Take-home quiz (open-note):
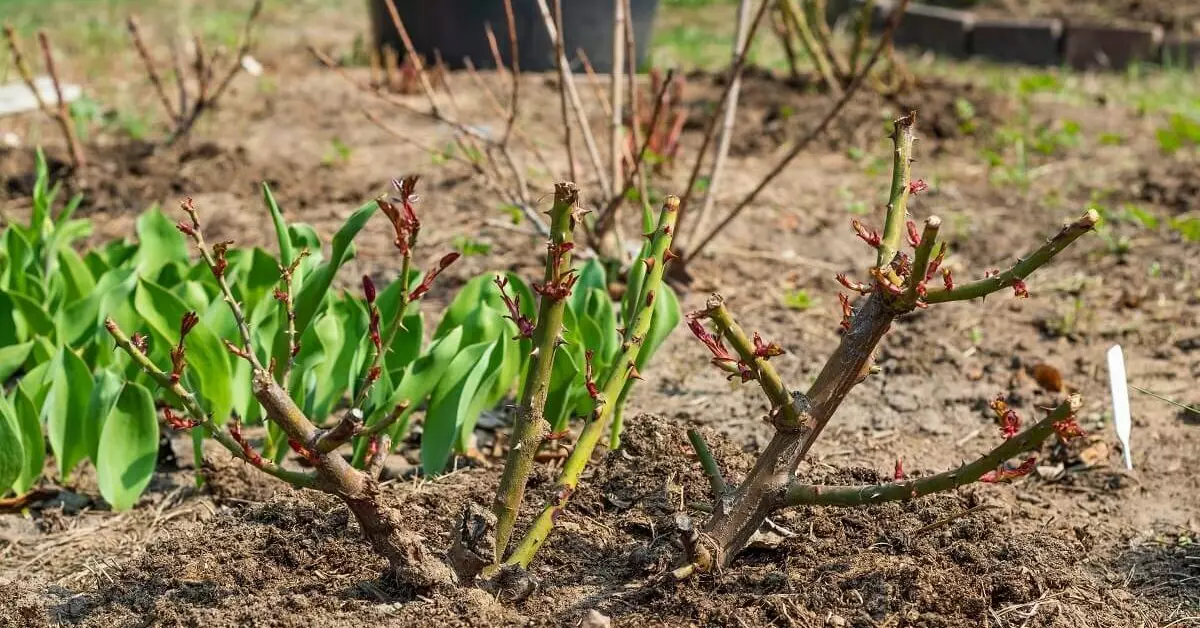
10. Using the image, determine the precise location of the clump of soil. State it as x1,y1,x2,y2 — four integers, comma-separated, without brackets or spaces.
685,68,1009,159
0,140,384,220
0,417,1171,627
1126,154,1200,215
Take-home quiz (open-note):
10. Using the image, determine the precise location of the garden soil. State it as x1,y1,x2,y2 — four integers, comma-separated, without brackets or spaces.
1,33,1198,628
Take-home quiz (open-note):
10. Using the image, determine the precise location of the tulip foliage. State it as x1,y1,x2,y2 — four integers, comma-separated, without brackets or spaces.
0,155,680,511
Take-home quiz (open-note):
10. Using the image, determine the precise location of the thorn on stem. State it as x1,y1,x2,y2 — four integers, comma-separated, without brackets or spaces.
130,332,149,355
925,247,945,280
163,407,201,430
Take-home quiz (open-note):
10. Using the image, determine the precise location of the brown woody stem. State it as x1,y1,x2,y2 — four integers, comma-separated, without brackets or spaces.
924,210,1099,304
105,318,318,489
126,16,179,122
491,182,579,559
784,395,1080,507
535,0,612,198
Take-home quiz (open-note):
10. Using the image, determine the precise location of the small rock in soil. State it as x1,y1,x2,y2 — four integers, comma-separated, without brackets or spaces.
581,609,612,628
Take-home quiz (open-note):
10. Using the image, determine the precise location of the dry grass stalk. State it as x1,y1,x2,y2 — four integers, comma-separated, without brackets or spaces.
1,26,86,169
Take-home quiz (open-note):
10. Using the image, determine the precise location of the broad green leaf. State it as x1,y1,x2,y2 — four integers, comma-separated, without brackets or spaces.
43,347,94,479
287,316,330,406
48,219,92,257
134,279,234,426
354,325,466,465
638,283,681,371
288,223,322,255
0,398,24,496
0,341,33,383
434,274,491,339
99,239,139,270
459,304,504,349
53,193,84,227
459,339,507,453
2,227,35,294
389,326,465,417
61,264,138,347
30,149,52,232
262,182,296,267
8,290,54,340
9,385,45,494
310,311,350,420
293,200,377,336
86,371,126,462
484,330,521,409
96,382,159,511
544,347,581,432
57,247,96,305
134,206,190,280
0,292,19,345
29,336,56,367
83,250,112,280
570,258,607,314
422,341,496,475
240,247,286,315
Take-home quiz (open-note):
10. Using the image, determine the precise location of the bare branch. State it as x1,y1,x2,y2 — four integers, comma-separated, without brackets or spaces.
683,0,754,250
685,0,913,264
535,0,612,197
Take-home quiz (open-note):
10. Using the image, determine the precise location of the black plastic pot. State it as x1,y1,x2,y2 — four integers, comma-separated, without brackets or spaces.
370,0,660,72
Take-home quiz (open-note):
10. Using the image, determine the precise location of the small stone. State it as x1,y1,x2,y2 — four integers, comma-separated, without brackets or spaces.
581,609,612,628
827,615,847,627
1036,464,1065,481
1078,441,1110,467
888,390,921,413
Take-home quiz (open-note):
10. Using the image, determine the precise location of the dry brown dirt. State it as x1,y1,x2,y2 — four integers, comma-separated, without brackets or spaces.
1,28,1198,628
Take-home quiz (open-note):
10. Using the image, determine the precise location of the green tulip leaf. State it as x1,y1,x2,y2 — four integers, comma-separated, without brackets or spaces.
96,382,159,511
43,347,94,479
422,341,496,475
